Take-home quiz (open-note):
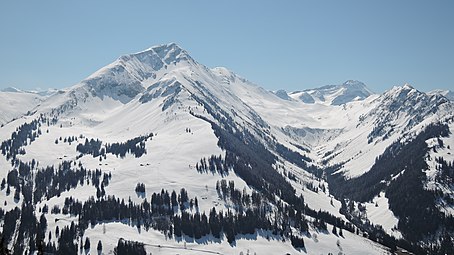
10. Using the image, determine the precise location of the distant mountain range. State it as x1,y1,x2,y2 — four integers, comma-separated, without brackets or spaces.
1,86,59,96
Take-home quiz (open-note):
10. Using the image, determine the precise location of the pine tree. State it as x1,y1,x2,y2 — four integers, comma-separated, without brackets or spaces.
171,190,178,208
97,240,102,252
84,237,90,250
39,214,47,235
14,187,20,201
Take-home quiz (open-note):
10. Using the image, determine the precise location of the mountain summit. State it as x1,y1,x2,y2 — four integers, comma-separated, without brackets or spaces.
428,89,454,101
138,42,194,65
78,43,196,103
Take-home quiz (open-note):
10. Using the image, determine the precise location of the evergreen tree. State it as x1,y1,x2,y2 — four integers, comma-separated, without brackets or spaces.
97,240,102,252
14,187,20,201
171,190,178,208
39,214,47,237
84,237,90,251
114,239,146,255
290,235,305,249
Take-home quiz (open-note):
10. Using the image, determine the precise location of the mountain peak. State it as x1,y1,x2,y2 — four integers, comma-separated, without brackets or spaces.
114,43,194,72
289,80,374,105
428,89,454,101
143,42,182,55
80,43,197,103
150,42,180,50
133,42,193,65
342,80,374,94
386,84,420,100
274,89,292,100
1,86,23,93
387,83,418,98
402,83,414,90
343,80,364,86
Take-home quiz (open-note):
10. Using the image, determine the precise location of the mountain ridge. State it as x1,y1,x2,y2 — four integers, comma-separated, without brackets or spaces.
286,79,374,105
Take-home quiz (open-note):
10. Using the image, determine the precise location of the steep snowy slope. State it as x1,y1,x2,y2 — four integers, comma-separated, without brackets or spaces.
207,63,454,252
320,84,453,178
209,69,383,177
425,120,454,214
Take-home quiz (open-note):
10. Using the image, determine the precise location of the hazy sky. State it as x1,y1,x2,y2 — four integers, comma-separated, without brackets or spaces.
1,1,453,93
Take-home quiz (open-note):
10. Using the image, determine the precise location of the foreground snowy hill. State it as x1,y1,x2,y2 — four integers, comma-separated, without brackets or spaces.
0,43,453,255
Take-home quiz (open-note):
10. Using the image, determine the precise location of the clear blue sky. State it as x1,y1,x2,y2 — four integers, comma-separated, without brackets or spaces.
1,0,453,93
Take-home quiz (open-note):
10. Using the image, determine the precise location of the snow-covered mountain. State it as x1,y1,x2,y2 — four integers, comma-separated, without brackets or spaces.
428,89,454,101
273,89,292,101
1,87,25,93
1,86,59,96
289,80,374,105
1,43,453,255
